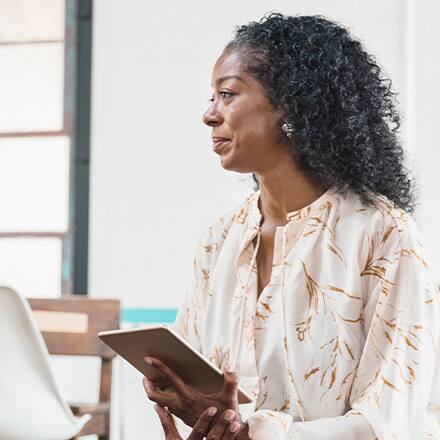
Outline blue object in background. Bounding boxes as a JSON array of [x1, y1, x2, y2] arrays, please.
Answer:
[[121, 308, 177, 324]]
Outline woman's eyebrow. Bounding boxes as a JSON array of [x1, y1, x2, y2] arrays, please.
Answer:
[[212, 75, 244, 87]]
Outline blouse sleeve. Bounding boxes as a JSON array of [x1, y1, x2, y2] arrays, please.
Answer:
[[173, 251, 206, 353], [173, 221, 218, 352], [245, 214, 440, 440]]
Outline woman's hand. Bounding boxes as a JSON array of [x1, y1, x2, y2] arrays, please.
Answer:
[[154, 404, 243, 440], [142, 356, 242, 428]]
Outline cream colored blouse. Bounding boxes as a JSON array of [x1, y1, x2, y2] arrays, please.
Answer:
[[174, 189, 440, 440]]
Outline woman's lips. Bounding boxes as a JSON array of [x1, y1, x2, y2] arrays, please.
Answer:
[[212, 137, 231, 152]]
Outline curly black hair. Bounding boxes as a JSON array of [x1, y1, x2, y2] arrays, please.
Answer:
[[225, 13, 416, 214]]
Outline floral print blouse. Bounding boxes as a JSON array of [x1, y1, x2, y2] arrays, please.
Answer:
[[174, 189, 440, 440]]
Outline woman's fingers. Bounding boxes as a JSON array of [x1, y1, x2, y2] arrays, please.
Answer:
[[143, 376, 175, 407], [205, 409, 236, 440], [145, 357, 190, 397], [221, 366, 239, 405], [153, 404, 182, 440], [144, 373, 169, 391], [187, 407, 218, 440], [154, 404, 242, 440], [221, 420, 242, 440]]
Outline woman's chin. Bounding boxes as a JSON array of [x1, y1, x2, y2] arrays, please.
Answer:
[[219, 156, 253, 173]]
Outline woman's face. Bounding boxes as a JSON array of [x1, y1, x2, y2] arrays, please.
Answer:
[[203, 49, 286, 173]]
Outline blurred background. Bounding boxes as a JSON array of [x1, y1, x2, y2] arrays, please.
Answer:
[[1, 0, 438, 438]]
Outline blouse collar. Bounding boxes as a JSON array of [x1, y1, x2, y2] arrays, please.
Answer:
[[247, 187, 336, 228]]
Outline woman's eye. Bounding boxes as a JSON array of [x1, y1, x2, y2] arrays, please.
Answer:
[[220, 91, 233, 98], [208, 92, 233, 103]]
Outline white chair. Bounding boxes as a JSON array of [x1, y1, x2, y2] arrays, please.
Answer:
[[0, 286, 90, 440]]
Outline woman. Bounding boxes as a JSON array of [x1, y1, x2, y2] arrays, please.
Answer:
[[144, 13, 440, 439]]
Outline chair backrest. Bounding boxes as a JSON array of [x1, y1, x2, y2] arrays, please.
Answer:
[[27, 295, 120, 403], [0, 286, 90, 440]]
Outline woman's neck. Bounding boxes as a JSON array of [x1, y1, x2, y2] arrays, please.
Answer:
[[256, 158, 327, 224]]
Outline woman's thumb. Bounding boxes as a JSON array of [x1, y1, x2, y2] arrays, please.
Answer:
[[221, 363, 239, 402]]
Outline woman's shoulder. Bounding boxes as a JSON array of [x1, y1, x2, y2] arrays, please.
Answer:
[[337, 190, 423, 254], [195, 192, 258, 257]]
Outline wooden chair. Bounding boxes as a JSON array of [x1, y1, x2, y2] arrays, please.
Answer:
[[28, 295, 120, 440]]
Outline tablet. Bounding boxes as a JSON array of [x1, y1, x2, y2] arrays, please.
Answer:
[[98, 325, 253, 404]]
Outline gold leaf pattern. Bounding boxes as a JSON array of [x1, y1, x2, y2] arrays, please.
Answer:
[[209, 344, 230, 369], [304, 367, 320, 381], [173, 190, 440, 439]]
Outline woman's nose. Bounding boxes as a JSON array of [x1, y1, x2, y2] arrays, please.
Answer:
[[202, 103, 223, 127]]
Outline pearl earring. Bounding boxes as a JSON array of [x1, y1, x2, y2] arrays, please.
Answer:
[[281, 122, 294, 139]]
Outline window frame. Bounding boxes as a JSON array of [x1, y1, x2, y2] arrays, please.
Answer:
[[0, 0, 92, 295]]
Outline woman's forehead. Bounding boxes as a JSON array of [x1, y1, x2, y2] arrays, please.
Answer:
[[211, 50, 247, 86]]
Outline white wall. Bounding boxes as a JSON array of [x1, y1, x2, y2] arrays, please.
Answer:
[[89, 1, 439, 438], [412, 2, 440, 265], [89, 0, 411, 310]]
